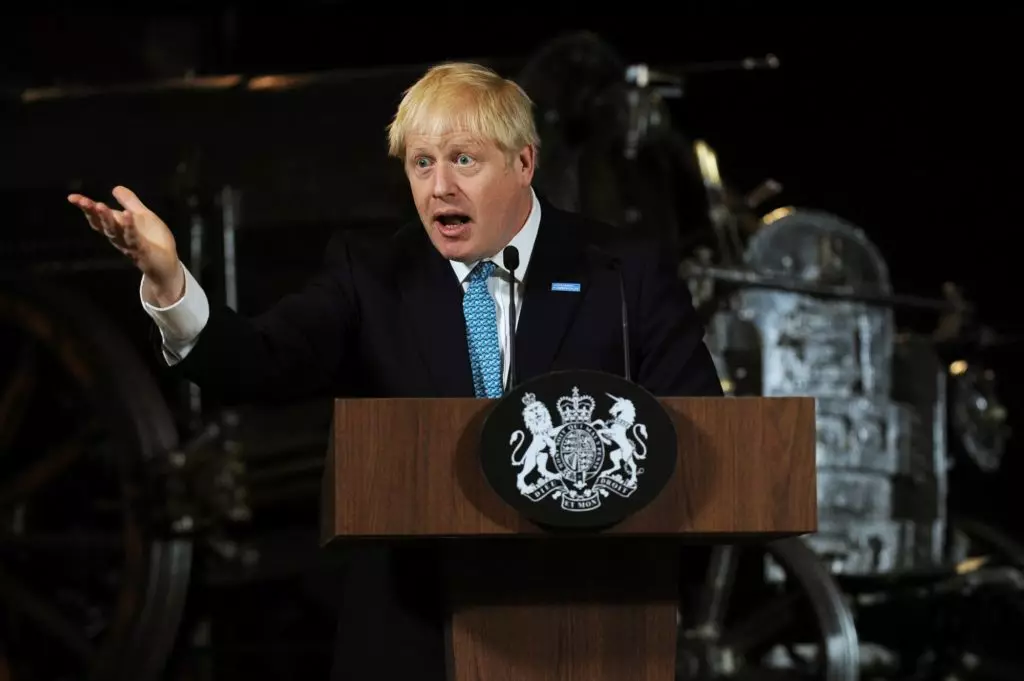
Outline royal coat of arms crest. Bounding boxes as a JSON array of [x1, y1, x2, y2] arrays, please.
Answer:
[[509, 386, 649, 511]]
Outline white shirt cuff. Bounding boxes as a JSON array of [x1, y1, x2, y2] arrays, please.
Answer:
[[139, 263, 210, 365]]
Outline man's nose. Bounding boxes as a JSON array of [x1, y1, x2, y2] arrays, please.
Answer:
[[431, 164, 456, 197]]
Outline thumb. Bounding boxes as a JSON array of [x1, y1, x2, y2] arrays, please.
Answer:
[[111, 185, 148, 213]]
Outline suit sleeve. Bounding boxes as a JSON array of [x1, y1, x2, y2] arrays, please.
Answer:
[[633, 244, 724, 397], [164, 231, 358, 405]]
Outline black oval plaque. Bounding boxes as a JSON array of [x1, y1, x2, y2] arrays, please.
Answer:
[[479, 369, 678, 530]]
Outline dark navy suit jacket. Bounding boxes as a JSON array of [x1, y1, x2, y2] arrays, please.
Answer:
[[165, 198, 723, 680]]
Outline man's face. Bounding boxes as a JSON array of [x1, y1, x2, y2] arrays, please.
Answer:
[[405, 128, 535, 263]]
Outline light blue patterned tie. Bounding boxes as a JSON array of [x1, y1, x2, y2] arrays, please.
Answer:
[[463, 261, 503, 398]]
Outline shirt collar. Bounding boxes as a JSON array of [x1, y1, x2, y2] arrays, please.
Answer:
[[449, 187, 541, 284]]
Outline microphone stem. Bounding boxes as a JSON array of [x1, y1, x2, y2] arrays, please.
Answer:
[[507, 270, 517, 391], [502, 245, 521, 393], [619, 273, 631, 382]]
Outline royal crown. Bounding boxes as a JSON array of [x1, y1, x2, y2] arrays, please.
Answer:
[[557, 387, 596, 423], [522, 392, 538, 406]]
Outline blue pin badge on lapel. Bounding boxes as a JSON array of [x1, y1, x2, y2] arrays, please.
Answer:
[[550, 282, 581, 293]]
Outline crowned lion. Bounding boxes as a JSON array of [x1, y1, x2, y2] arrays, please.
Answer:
[[509, 393, 560, 493]]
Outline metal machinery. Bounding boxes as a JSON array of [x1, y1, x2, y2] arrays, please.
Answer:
[[528, 33, 1023, 679], [675, 116, 1021, 680], [1, 29, 1021, 681], [2, 59, 436, 680], [519, 34, 864, 681], [703, 207, 944, 578], [0, 279, 192, 680]]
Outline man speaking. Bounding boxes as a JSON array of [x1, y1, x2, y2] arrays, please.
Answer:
[[68, 61, 722, 680]]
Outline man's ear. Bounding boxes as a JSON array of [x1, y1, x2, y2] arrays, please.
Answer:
[[516, 144, 537, 186]]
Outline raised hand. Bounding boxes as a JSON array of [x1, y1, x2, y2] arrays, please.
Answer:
[[68, 186, 184, 305]]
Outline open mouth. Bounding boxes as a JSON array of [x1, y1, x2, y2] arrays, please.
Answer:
[[433, 212, 473, 236]]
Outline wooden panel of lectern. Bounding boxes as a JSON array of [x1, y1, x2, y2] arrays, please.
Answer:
[[321, 396, 816, 681]]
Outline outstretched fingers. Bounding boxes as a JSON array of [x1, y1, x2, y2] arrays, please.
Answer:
[[111, 185, 148, 214], [68, 194, 104, 233], [68, 193, 135, 247]]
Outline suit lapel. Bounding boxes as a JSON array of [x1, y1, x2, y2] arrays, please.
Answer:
[[399, 233, 476, 397], [515, 208, 590, 382]]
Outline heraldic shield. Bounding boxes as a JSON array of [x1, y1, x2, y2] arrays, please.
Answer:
[[480, 369, 678, 529]]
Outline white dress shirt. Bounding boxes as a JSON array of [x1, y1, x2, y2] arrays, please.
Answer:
[[141, 188, 542, 388]]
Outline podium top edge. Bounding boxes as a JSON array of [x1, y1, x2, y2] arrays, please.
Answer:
[[330, 395, 816, 404]]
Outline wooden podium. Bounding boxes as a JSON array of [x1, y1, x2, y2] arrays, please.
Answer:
[[321, 396, 816, 681]]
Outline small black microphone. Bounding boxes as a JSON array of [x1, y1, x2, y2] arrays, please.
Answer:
[[588, 245, 631, 382], [503, 245, 520, 391]]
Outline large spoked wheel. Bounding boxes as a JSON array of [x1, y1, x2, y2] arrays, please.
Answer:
[[678, 538, 859, 681], [921, 517, 1024, 681], [0, 279, 193, 681]]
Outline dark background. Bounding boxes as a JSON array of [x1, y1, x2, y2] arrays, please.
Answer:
[[2, 9, 1021, 679], [6, 11, 1018, 529]]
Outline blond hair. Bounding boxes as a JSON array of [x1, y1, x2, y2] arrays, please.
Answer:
[[386, 62, 540, 161]]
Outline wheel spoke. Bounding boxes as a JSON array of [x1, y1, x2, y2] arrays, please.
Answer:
[[0, 647, 11, 681], [0, 340, 36, 451], [678, 539, 859, 681], [0, 282, 193, 681], [719, 592, 799, 655], [688, 544, 740, 636], [0, 563, 96, 662], [0, 426, 90, 507], [769, 540, 859, 681]]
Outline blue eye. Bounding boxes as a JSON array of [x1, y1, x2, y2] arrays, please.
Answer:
[[456, 154, 472, 165], [416, 158, 430, 168]]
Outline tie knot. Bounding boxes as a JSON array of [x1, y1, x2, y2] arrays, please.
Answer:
[[469, 260, 496, 283]]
